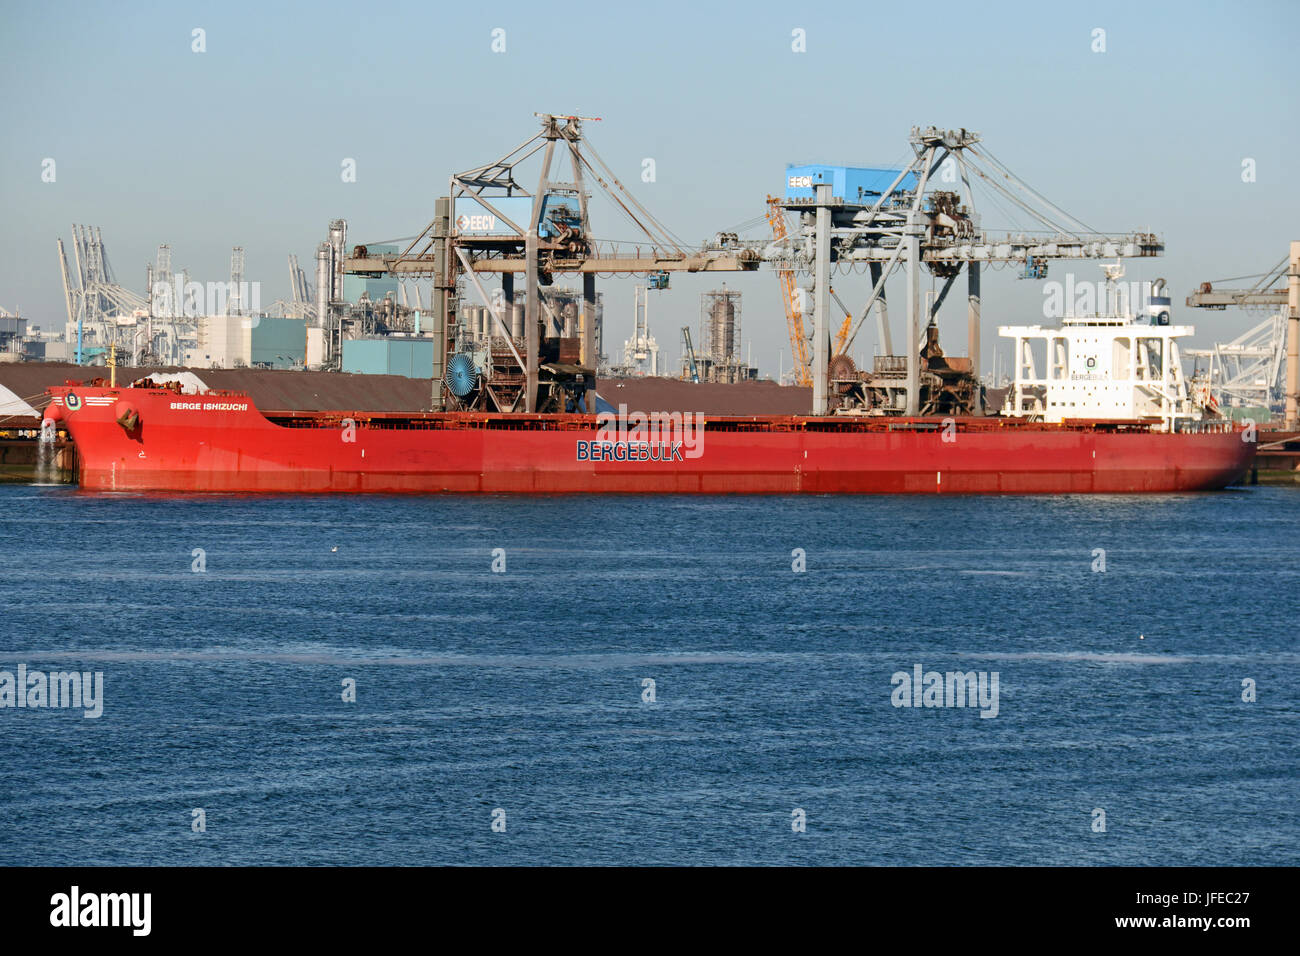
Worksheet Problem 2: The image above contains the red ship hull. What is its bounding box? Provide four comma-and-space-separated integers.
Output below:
43, 385, 1255, 494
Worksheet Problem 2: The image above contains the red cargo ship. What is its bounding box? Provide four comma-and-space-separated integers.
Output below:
40, 381, 1252, 494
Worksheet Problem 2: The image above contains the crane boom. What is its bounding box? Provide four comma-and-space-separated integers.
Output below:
681, 326, 700, 383
1186, 255, 1288, 309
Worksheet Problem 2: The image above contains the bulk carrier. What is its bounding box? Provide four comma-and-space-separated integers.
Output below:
41, 294, 1253, 494
35, 117, 1257, 495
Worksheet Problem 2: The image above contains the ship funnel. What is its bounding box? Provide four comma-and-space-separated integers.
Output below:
1147, 277, 1171, 326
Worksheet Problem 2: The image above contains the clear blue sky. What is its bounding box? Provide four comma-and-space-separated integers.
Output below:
1, 0, 1295, 376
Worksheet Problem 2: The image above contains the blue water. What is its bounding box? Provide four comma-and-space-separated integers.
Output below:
0, 485, 1296, 865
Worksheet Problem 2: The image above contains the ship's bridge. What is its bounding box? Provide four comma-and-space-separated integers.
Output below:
998, 316, 1200, 431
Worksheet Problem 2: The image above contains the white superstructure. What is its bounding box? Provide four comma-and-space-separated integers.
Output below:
622, 285, 660, 375
999, 267, 1205, 431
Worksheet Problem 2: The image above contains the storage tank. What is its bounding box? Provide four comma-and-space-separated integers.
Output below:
510, 304, 524, 339
562, 301, 578, 337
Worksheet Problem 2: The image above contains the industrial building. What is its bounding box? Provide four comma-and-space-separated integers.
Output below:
679, 288, 758, 383
0, 310, 27, 361
187, 315, 308, 370
341, 336, 436, 378
616, 285, 661, 377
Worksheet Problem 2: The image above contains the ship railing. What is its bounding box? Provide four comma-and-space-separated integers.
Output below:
1176, 419, 1241, 434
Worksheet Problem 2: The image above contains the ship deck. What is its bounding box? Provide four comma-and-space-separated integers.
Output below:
258, 407, 1217, 435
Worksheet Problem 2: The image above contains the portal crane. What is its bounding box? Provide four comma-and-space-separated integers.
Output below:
344, 113, 759, 413
768, 126, 1164, 415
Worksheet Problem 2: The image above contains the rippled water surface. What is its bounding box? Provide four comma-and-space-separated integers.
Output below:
0, 485, 1295, 864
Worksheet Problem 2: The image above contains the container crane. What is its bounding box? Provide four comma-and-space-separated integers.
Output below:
1186, 245, 1300, 429
1186, 256, 1288, 310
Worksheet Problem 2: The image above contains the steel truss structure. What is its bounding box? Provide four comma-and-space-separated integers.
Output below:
1185, 312, 1287, 410
768, 127, 1164, 414
1186, 249, 1300, 425
344, 114, 758, 411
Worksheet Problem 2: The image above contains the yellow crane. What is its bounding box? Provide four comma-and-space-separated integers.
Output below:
832, 297, 852, 358
766, 197, 810, 386
766, 197, 851, 387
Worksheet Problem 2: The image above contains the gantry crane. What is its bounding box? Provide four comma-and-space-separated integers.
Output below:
1186, 246, 1300, 428
344, 113, 759, 412
767, 126, 1164, 415
1186, 256, 1288, 310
